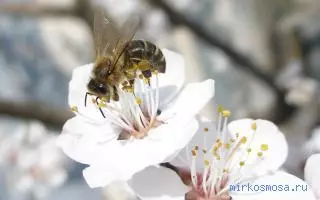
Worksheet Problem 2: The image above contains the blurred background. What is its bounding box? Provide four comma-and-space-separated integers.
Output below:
0, 0, 319, 199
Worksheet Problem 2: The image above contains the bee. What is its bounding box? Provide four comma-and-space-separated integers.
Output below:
85, 10, 166, 117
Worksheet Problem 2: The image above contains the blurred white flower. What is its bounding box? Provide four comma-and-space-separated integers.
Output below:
129, 109, 316, 200
304, 126, 320, 157
305, 153, 320, 200
0, 121, 68, 200
57, 49, 215, 188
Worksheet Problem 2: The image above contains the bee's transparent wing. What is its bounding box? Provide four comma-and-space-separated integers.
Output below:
93, 9, 139, 63
112, 15, 140, 60
93, 9, 121, 60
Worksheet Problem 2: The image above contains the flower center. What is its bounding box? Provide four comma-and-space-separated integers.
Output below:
74, 71, 161, 140
186, 106, 269, 200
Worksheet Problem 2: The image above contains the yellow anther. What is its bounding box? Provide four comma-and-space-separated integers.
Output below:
122, 81, 128, 85
191, 149, 197, 157
240, 136, 247, 144
216, 156, 221, 160
202, 149, 207, 154
143, 78, 150, 84
213, 146, 218, 152
204, 127, 209, 132
257, 152, 263, 157
236, 133, 239, 138
223, 169, 229, 173
127, 87, 134, 93
251, 122, 257, 131
230, 138, 235, 143
98, 102, 106, 108
204, 160, 210, 166
101, 97, 108, 102
217, 142, 222, 148
217, 105, 224, 113
138, 74, 144, 79
222, 110, 231, 117
135, 98, 142, 105
247, 148, 252, 153
152, 70, 159, 75
261, 144, 269, 151
70, 106, 78, 112
194, 146, 199, 151
216, 138, 221, 143
225, 143, 230, 149
239, 161, 245, 167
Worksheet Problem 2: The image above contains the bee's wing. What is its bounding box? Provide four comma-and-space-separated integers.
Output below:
112, 15, 139, 60
93, 9, 121, 60
93, 10, 139, 64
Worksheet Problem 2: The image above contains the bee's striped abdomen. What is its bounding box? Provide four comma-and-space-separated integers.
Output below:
126, 40, 166, 73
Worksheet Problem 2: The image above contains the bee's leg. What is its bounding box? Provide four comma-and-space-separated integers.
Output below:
95, 96, 106, 118
112, 85, 120, 101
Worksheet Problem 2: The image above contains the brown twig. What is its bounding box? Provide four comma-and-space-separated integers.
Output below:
147, 0, 296, 123
0, 100, 73, 128
0, 3, 75, 16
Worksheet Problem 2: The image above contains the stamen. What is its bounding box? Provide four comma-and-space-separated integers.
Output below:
188, 107, 270, 200
190, 148, 198, 187
261, 144, 268, 151
135, 97, 142, 105
70, 106, 78, 112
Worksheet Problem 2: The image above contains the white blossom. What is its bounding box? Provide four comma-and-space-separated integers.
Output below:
129, 109, 316, 200
57, 49, 215, 188
305, 153, 320, 200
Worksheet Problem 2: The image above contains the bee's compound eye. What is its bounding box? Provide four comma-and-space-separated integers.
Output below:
88, 79, 108, 95
97, 83, 107, 94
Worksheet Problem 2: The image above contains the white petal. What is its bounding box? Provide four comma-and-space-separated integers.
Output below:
305, 154, 320, 199
128, 166, 187, 200
170, 116, 217, 170
230, 171, 316, 200
57, 116, 119, 164
159, 79, 215, 126
82, 118, 198, 188
155, 49, 185, 108
228, 119, 288, 176
102, 181, 137, 200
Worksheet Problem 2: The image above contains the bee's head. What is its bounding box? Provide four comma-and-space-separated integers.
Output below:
87, 78, 109, 97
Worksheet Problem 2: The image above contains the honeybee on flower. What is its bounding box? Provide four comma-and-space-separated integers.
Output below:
57, 32, 215, 187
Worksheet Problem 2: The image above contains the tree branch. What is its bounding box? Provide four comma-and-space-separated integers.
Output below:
0, 100, 73, 128
0, 3, 74, 16
148, 0, 296, 123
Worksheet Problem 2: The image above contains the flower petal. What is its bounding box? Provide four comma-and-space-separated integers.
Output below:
57, 116, 119, 164
305, 154, 320, 199
227, 119, 288, 177
170, 116, 217, 170
82, 118, 199, 188
230, 171, 316, 200
128, 166, 187, 200
154, 49, 185, 109
159, 79, 215, 126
